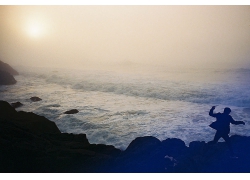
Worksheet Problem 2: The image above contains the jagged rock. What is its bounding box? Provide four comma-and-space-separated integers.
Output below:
0, 70, 17, 85
0, 60, 19, 75
64, 109, 79, 114
0, 100, 121, 173
30, 97, 42, 102
0, 100, 60, 134
14, 111, 61, 134
11, 102, 23, 108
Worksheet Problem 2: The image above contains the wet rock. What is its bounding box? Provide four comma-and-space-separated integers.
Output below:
11, 102, 23, 109
64, 109, 79, 114
0, 70, 17, 85
30, 97, 42, 102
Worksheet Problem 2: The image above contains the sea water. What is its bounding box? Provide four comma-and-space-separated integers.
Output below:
1, 66, 250, 150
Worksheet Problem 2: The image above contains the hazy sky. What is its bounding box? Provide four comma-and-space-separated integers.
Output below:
0, 5, 250, 70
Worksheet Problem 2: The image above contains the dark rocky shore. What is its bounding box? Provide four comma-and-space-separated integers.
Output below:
1, 100, 250, 173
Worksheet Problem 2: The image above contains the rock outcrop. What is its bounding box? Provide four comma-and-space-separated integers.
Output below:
11, 102, 23, 108
64, 109, 79, 114
30, 97, 42, 102
110, 136, 188, 172
0, 101, 121, 173
0, 70, 17, 85
111, 135, 250, 173
0, 60, 18, 85
0, 60, 18, 75
1, 100, 250, 173
0, 100, 60, 134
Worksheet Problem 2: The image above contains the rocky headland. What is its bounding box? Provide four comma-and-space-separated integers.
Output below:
0, 60, 18, 85
0, 100, 250, 173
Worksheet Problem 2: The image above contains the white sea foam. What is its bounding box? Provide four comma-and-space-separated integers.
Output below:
1, 67, 249, 150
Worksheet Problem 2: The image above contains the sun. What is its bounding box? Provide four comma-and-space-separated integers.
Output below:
26, 22, 45, 38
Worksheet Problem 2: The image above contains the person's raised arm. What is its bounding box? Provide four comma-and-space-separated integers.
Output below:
209, 106, 217, 117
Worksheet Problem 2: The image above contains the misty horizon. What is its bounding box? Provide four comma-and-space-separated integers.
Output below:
0, 5, 250, 71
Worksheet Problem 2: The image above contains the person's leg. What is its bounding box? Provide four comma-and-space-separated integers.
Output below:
208, 131, 221, 144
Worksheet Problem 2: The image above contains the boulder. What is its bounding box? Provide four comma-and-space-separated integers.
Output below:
124, 136, 162, 155
64, 109, 79, 114
30, 97, 42, 102
161, 138, 187, 158
11, 102, 23, 108
0, 70, 17, 85
112, 136, 168, 172
0, 60, 19, 75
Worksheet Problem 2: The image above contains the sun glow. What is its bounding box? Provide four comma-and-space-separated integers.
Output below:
26, 22, 45, 38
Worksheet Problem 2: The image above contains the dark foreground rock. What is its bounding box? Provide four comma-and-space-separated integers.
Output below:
0, 101, 121, 172
0, 70, 17, 85
110, 135, 250, 173
30, 97, 42, 102
64, 109, 79, 114
1, 100, 250, 173
11, 102, 23, 108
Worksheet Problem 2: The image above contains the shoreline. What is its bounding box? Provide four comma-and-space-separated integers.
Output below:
1, 100, 250, 173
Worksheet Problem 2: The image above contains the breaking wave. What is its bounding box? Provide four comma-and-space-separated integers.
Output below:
22, 67, 250, 108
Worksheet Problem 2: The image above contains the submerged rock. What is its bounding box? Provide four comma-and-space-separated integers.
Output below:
30, 96, 42, 102
11, 102, 23, 109
0, 70, 17, 85
64, 109, 79, 114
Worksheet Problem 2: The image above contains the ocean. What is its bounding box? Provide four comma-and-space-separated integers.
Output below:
1, 66, 250, 150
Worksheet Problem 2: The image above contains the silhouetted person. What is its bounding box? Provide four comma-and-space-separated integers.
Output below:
208, 106, 245, 157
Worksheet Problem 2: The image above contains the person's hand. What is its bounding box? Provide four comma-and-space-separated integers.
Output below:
211, 106, 216, 109
242, 122, 245, 125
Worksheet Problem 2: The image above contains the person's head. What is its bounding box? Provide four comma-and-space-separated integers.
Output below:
224, 107, 231, 115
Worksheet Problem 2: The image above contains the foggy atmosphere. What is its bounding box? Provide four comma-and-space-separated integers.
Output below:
1, 5, 250, 70
1, 4, 250, 173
